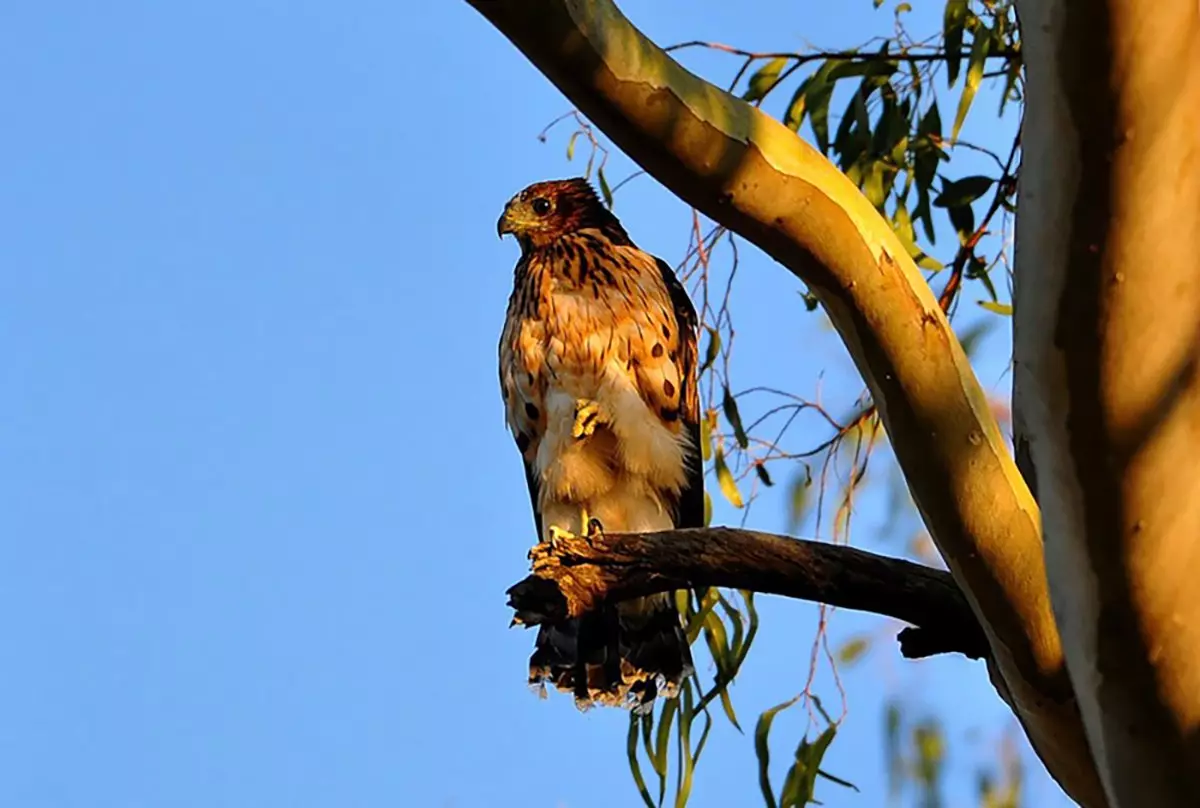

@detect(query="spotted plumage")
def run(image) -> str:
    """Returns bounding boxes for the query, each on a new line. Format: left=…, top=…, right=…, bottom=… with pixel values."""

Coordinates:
left=497, top=178, right=702, bottom=710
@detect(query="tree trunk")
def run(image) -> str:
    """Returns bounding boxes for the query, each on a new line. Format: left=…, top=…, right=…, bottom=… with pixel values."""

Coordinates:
left=1013, top=1, right=1200, bottom=805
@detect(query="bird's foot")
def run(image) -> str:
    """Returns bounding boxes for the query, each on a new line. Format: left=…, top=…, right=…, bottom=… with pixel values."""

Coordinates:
left=571, top=399, right=604, bottom=440
left=528, top=525, right=576, bottom=575
left=546, top=524, right=574, bottom=553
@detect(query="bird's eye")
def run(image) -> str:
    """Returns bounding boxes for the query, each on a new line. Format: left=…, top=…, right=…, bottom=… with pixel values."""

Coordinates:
left=531, top=197, right=551, bottom=215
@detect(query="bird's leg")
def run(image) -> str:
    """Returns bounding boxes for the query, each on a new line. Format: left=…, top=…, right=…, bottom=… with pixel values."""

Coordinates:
left=542, top=506, right=602, bottom=555
left=571, top=399, right=604, bottom=439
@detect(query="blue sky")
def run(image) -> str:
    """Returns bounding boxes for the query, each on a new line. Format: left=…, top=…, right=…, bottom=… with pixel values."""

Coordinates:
left=2, top=2, right=1073, bottom=806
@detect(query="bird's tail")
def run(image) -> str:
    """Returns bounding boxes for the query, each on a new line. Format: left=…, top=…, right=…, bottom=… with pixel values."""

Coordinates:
left=528, top=592, right=694, bottom=712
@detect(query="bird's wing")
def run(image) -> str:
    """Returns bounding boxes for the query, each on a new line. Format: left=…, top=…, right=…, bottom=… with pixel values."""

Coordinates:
left=499, top=255, right=546, bottom=542
left=654, top=256, right=704, bottom=530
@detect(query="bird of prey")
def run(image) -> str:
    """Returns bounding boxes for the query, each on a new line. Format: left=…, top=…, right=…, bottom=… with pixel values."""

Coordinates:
left=497, top=178, right=702, bottom=711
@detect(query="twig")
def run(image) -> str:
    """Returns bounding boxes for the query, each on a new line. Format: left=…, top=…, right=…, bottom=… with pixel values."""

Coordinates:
left=664, top=41, right=1020, bottom=66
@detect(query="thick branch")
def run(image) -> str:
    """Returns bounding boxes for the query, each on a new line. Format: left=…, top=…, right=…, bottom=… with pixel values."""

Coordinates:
left=467, top=2, right=1101, bottom=803
left=508, top=527, right=989, bottom=660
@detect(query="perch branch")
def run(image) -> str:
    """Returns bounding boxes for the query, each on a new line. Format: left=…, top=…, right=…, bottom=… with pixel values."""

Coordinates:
left=507, top=526, right=989, bottom=660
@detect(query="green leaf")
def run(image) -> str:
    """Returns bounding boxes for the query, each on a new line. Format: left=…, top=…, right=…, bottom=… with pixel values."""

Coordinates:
left=787, top=468, right=811, bottom=533
left=675, top=689, right=710, bottom=808
left=779, top=725, right=838, bottom=806
left=805, top=62, right=837, bottom=153
left=699, top=325, right=721, bottom=373
left=872, top=97, right=907, bottom=158
left=891, top=200, right=943, bottom=271
left=836, top=636, right=870, bottom=665
left=828, top=58, right=897, bottom=81
left=627, top=716, right=657, bottom=808
left=948, top=203, right=976, bottom=242
left=722, top=387, right=749, bottom=449
left=943, top=0, right=969, bottom=86
left=957, top=320, right=992, bottom=358
left=718, top=688, right=740, bottom=733
left=952, top=26, right=991, bottom=141
left=597, top=166, right=614, bottom=208
left=917, top=99, right=942, bottom=141
left=932, top=175, right=994, bottom=208
left=653, top=697, right=677, bottom=804
left=817, top=769, right=859, bottom=790
left=743, top=57, right=789, bottom=103
left=754, top=462, right=774, bottom=487
left=913, top=720, right=946, bottom=794
left=565, top=131, right=579, bottom=161
left=714, top=447, right=744, bottom=508
left=755, top=697, right=801, bottom=808
left=884, top=702, right=903, bottom=798
left=703, top=490, right=713, bottom=527
left=999, top=54, right=1023, bottom=116
left=978, top=300, right=1014, bottom=316
left=783, top=79, right=809, bottom=132
left=703, top=608, right=734, bottom=679
left=895, top=1, right=912, bottom=13
left=700, top=409, right=716, bottom=462
left=862, top=162, right=887, bottom=210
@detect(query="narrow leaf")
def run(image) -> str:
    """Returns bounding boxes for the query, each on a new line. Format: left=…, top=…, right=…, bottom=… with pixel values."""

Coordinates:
left=699, top=326, right=721, bottom=373
left=743, top=57, right=789, bottom=103
left=978, top=300, right=1013, bottom=316
left=816, top=769, right=859, bottom=790
left=783, top=79, right=809, bottom=132
left=714, top=447, right=744, bottom=508
left=755, top=697, right=800, bottom=808
left=933, top=175, right=994, bottom=208
left=943, top=0, right=969, bottom=86
left=805, top=62, right=837, bottom=153
left=837, top=636, right=870, bottom=665
left=597, top=166, right=614, bottom=208
left=627, top=716, right=657, bottom=808
left=952, top=27, right=991, bottom=141
left=722, top=387, right=749, bottom=449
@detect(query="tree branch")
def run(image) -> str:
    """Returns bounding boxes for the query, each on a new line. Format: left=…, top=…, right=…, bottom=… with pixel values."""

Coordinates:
left=663, top=41, right=1021, bottom=65
left=508, top=527, right=990, bottom=660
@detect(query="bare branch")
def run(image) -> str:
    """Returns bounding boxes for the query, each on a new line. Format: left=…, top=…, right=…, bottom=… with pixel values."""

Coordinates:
left=508, top=527, right=989, bottom=660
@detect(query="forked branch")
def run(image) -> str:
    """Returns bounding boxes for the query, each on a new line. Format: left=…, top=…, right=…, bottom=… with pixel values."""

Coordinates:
left=508, top=527, right=989, bottom=660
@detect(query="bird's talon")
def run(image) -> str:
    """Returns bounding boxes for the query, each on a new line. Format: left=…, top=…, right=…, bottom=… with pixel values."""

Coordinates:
left=571, top=399, right=604, bottom=439
left=546, top=525, right=576, bottom=553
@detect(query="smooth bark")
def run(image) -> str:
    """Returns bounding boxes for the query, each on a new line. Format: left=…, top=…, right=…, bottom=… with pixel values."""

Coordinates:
left=1014, top=1, right=1200, bottom=804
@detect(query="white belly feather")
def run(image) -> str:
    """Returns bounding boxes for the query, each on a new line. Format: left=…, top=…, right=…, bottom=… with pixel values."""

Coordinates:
left=534, top=356, right=691, bottom=541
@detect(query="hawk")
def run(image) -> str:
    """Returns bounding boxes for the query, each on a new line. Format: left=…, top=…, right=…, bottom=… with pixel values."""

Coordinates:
left=497, top=178, right=702, bottom=711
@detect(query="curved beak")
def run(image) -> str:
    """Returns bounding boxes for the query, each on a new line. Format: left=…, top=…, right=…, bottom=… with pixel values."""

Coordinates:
left=497, top=206, right=514, bottom=239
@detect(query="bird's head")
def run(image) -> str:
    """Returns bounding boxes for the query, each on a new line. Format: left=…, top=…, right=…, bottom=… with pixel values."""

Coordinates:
left=497, top=178, right=626, bottom=252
